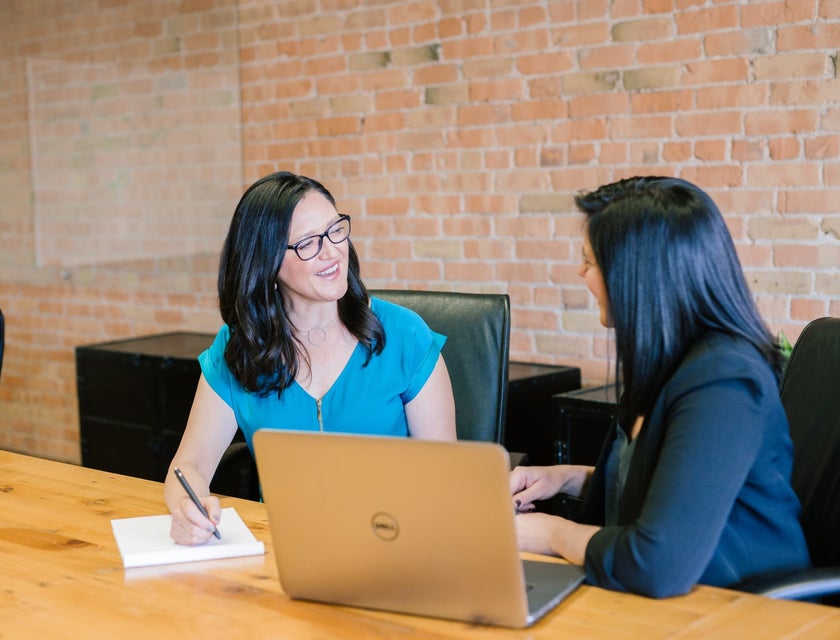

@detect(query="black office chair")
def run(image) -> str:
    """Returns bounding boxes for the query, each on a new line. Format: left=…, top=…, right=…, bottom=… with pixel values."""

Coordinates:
left=371, top=289, right=511, bottom=444
left=736, top=317, right=840, bottom=604
left=211, top=289, right=513, bottom=500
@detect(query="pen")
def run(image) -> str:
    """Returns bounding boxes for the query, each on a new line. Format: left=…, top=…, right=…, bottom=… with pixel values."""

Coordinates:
left=173, top=467, right=221, bottom=540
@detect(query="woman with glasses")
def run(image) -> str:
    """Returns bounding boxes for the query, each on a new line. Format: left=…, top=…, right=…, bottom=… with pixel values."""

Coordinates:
left=509, top=176, right=810, bottom=597
left=165, top=171, right=456, bottom=545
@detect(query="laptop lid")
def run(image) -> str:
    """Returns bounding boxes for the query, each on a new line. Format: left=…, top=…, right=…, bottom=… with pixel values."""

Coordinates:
left=252, top=430, right=584, bottom=628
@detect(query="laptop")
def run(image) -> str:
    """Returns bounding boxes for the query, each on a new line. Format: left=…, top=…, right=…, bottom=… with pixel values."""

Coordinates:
left=252, top=430, right=585, bottom=628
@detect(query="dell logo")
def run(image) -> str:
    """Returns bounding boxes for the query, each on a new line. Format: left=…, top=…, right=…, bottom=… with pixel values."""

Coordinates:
left=370, top=511, right=399, bottom=541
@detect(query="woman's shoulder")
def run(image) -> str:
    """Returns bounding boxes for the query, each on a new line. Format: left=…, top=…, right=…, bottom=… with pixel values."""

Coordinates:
left=205, top=324, right=231, bottom=352
left=675, top=331, right=778, bottom=390
left=369, top=295, right=444, bottom=350
left=689, top=331, right=767, bottom=363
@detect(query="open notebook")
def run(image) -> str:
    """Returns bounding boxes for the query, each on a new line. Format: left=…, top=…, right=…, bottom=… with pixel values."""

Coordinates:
left=252, top=430, right=585, bottom=628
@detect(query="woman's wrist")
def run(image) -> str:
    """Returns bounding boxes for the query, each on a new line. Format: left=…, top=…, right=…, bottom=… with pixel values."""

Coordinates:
left=554, top=464, right=595, bottom=498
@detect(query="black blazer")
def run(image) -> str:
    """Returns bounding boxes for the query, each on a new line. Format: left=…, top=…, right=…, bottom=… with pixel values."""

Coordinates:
left=581, top=332, right=811, bottom=597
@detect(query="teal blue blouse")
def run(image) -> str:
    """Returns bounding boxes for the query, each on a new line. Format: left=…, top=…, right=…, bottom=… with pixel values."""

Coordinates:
left=198, top=297, right=446, bottom=448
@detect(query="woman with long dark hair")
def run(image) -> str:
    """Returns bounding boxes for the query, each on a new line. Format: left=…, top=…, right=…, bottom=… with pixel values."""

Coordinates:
left=166, top=171, right=455, bottom=544
left=510, top=176, right=810, bottom=597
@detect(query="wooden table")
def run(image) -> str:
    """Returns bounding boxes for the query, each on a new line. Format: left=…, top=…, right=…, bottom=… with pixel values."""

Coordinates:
left=2, top=450, right=838, bottom=639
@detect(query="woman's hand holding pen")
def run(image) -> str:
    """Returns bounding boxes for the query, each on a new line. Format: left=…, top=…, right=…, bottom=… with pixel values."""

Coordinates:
left=168, top=467, right=222, bottom=546
left=171, top=493, right=221, bottom=545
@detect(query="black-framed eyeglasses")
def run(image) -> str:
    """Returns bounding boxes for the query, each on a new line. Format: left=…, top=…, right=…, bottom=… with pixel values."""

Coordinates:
left=286, top=215, right=351, bottom=261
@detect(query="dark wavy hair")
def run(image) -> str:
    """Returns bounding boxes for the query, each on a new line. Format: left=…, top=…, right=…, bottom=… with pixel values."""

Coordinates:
left=218, top=171, right=384, bottom=396
left=575, top=176, right=783, bottom=423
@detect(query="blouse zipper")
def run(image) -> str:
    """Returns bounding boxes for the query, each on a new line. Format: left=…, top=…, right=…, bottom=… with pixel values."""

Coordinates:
left=316, top=397, right=324, bottom=432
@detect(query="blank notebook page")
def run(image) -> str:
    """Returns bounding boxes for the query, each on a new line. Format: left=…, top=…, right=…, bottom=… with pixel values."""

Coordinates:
left=111, top=507, right=265, bottom=568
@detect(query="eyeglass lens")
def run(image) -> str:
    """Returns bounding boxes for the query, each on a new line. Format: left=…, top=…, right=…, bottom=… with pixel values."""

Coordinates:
left=293, top=216, right=350, bottom=260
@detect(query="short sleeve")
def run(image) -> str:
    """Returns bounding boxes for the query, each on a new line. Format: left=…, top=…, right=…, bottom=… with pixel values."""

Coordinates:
left=369, top=297, right=446, bottom=404
left=197, top=325, right=236, bottom=408
left=402, top=330, right=446, bottom=403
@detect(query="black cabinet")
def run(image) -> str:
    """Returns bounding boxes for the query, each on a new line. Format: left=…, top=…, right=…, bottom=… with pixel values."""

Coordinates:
left=76, top=332, right=213, bottom=482
left=504, top=362, right=581, bottom=465
left=553, top=384, right=618, bottom=466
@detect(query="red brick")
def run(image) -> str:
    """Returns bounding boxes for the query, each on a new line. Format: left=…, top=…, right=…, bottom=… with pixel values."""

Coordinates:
left=741, top=0, right=816, bottom=27
left=527, top=76, right=564, bottom=99
left=569, top=143, right=597, bottom=165
left=493, top=28, right=551, bottom=54
left=778, top=24, right=840, bottom=51
left=444, top=262, right=495, bottom=282
left=629, top=141, right=661, bottom=164
left=753, top=53, right=829, bottom=80
left=612, top=114, right=673, bottom=139
left=679, top=165, right=744, bottom=188
left=464, top=193, right=517, bottom=213
left=414, top=63, right=459, bottom=85
left=791, top=298, right=828, bottom=321
left=553, top=22, right=610, bottom=47
left=516, top=52, right=575, bottom=76
left=601, top=142, right=629, bottom=164
left=511, top=99, right=568, bottom=122
left=376, top=89, right=422, bottom=110
left=676, top=111, right=742, bottom=136
left=779, top=189, right=840, bottom=214
left=469, top=78, right=524, bottom=102
left=747, top=216, right=819, bottom=241
left=775, top=244, right=840, bottom=268
left=675, top=6, right=738, bottom=33
left=823, top=163, right=840, bottom=187
left=732, top=139, right=764, bottom=162
left=440, top=36, right=494, bottom=59
left=562, top=71, right=621, bottom=95
left=768, top=137, right=801, bottom=161
left=805, top=135, right=840, bottom=159
left=747, top=163, right=821, bottom=188
left=385, top=3, right=436, bottom=26
left=694, top=140, right=727, bottom=162
left=822, top=1, right=840, bottom=18
left=637, top=39, right=702, bottom=64
left=684, top=58, right=750, bottom=84
left=579, top=44, right=636, bottom=70
left=395, top=261, right=442, bottom=281
left=704, top=29, right=772, bottom=57
left=632, top=90, right=692, bottom=114
left=457, top=103, right=511, bottom=126
left=696, top=84, right=768, bottom=110
left=612, top=17, right=673, bottom=41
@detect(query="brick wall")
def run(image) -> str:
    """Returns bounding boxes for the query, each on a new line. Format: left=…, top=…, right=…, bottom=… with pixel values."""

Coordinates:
left=2, top=0, right=840, bottom=462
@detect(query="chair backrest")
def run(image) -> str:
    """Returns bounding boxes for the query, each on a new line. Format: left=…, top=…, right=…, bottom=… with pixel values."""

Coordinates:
left=371, top=289, right=511, bottom=443
left=779, top=317, right=840, bottom=568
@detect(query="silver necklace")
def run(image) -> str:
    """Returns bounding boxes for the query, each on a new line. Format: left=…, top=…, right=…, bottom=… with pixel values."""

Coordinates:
left=296, top=315, right=340, bottom=347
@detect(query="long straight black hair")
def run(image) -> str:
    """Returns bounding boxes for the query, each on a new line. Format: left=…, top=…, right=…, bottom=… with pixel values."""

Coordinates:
left=575, top=176, right=783, bottom=423
left=218, top=171, right=384, bottom=396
